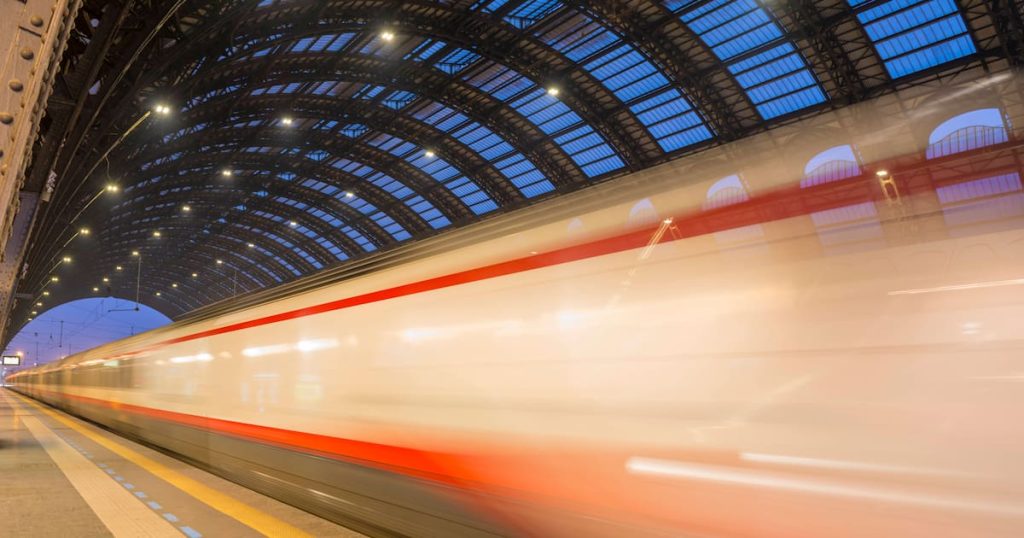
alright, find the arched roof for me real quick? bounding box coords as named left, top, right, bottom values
left=5, top=0, right=1020, bottom=336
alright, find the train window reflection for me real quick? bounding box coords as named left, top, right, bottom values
left=704, top=175, right=764, bottom=246
left=801, top=145, right=884, bottom=254
left=627, top=198, right=658, bottom=227
left=926, top=108, right=1008, bottom=159
left=928, top=107, right=1022, bottom=234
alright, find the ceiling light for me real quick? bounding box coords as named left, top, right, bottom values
left=216, top=259, right=223, bottom=265
left=62, top=256, right=71, bottom=263
left=380, top=31, right=395, bottom=42
left=221, top=169, right=233, bottom=177
left=182, top=205, right=191, bottom=212
left=115, top=265, right=123, bottom=271
left=191, top=272, right=198, bottom=278
left=36, top=302, right=42, bottom=307
left=344, top=191, right=354, bottom=198
left=247, top=242, right=255, bottom=248
left=50, top=276, right=59, bottom=282
left=424, top=150, right=435, bottom=158
left=42, top=291, right=50, bottom=296
left=289, top=221, right=297, bottom=227
left=152, top=230, right=162, bottom=237
left=546, top=86, right=560, bottom=97
left=92, top=287, right=99, bottom=292
left=281, top=116, right=294, bottom=126
left=172, top=283, right=178, bottom=288
left=132, top=250, right=140, bottom=256
left=105, top=184, right=119, bottom=193
left=153, top=104, right=171, bottom=116
left=31, top=311, right=37, bottom=315
left=663, top=218, right=673, bottom=224
left=876, top=170, right=889, bottom=177
left=155, top=292, right=161, bottom=297
left=102, top=277, right=109, bottom=282
left=79, top=227, right=90, bottom=235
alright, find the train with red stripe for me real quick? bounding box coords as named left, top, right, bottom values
left=8, top=78, right=1024, bottom=536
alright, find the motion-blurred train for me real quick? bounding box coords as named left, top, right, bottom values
left=8, top=76, right=1024, bottom=537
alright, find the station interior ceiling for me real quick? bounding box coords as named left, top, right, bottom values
left=5, top=0, right=1022, bottom=343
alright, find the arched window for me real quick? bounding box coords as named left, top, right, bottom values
left=801, top=145, right=884, bottom=253
left=927, top=108, right=1008, bottom=159
left=802, top=145, right=861, bottom=187
left=927, top=108, right=1022, bottom=235
left=704, top=175, right=749, bottom=210
left=704, top=175, right=764, bottom=245
left=627, top=198, right=659, bottom=227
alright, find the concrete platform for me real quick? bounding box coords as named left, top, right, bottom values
left=0, top=388, right=366, bottom=537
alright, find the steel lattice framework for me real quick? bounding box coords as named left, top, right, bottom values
left=5, top=0, right=1023, bottom=336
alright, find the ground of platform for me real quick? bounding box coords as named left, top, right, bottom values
left=0, top=388, right=365, bottom=537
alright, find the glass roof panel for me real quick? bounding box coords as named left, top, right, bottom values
left=219, top=237, right=289, bottom=282
left=406, top=39, right=447, bottom=61
left=673, top=0, right=826, bottom=119
left=367, top=133, right=499, bottom=214
left=464, top=62, right=624, bottom=176
left=479, top=0, right=564, bottom=29
left=538, top=13, right=713, bottom=151
left=232, top=224, right=305, bottom=275
left=410, top=101, right=555, bottom=197
left=849, top=0, right=976, bottom=78
left=435, top=48, right=482, bottom=75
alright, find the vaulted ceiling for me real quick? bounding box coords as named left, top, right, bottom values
left=8, top=0, right=1023, bottom=334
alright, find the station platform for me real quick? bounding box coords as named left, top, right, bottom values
left=0, top=388, right=365, bottom=537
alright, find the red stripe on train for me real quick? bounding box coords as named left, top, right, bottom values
left=32, top=388, right=740, bottom=532
left=117, top=146, right=1022, bottom=358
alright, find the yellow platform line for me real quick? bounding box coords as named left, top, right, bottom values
left=19, top=414, right=182, bottom=538
left=9, top=391, right=313, bottom=538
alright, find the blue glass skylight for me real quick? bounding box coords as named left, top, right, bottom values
left=464, top=62, right=624, bottom=177
left=538, top=13, right=712, bottom=151
left=411, top=101, right=555, bottom=197
left=849, top=0, right=976, bottom=78
left=237, top=243, right=290, bottom=279
left=337, top=194, right=412, bottom=241
left=340, top=123, right=368, bottom=137
left=218, top=238, right=285, bottom=282
left=249, top=212, right=324, bottom=269
left=290, top=33, right=355, bottom=53
left=366, top=133, right=499, bottom=214
left=406, top=39, right=447, bottom=62
left=673, top=0, right=826, bottom=119
left=231, top=224, right=303, bottom=276
left=383, top=90, right=417, bottom=110
left=279, top=184, right=378, bottom=253
left=215, top=259, right=260, bottom=287
left=435, top=48, right=481, bottom=75
left=478, top=0, right=563, bottom=29
left=250, top=82, right=302, bottom=95
left=327, top=158, right=452, bottom=229
left=270, top=197, right=351, bottom=259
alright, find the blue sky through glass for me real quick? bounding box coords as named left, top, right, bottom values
left=3, top=298, right=171, bottom=369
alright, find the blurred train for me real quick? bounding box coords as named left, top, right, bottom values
left=7, top=76, right=1024, bottom=537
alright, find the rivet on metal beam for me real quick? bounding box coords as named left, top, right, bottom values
left=20, top=49, right=35, bottom=60
left=0, top=113, right=13, bottom=125
left=9, top=80, right=24, bottom=92
left=30, top=16, right=44, bottom=27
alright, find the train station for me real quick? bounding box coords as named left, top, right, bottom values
left=1, top=0, right=1023, bottom=536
